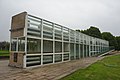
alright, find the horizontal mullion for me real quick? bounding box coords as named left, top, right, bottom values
left=26, top=54, right=41, bottom=56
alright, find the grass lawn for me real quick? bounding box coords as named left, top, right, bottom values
left=60, top=54, right=120, bottom=80
left=0, top=50, right=9, bottom=56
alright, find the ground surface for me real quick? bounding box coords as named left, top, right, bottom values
left=0, top=51, right=119, bottom=80
left=61, top=52, right=120, bottom=80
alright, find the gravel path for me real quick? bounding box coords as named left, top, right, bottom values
left=0, top=51, right=119, bottom=80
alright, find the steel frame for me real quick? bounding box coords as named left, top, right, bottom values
left=10, top=13, right=109, bottom=68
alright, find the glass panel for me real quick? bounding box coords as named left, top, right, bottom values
left=64, top=43, right=69, bottom=52
left=55, top=24, right=62, bottom=40
left=28, top=19, right=41, bottom=25
left=27, top=38, right=41, bottom=53
left=55, top=54, right=62, bottom=62
left=87, top=45, right=89, bottom=57
left=80, top=44, right=83, bottom=58
left=26, top=55, right=41, bottom=67
left=70, top=43, right=74, bottom=60
left=64, top=54, right=69, bottom=61
left=55, top=41, right=62, bottom=53
left=18, top=37, right=25, bottom=51
left=43, top=40, right=53, bottom=53
left=43, top=55, right=53, bottom=64
left=29, top=23, right=39, bottom=29
left=76, top=44, right=79, bottom=59
left=43, top=26, right=53, bottom=39
left=11, top=38, right=17, bottom=51
left=84, top=45, right=86, bottom=57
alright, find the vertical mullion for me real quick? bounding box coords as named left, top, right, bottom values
left=100, top=41, right=101, bottom=53
left=69, top=29, right=70, bottom=60
left=89, top=37, right=91, bottom=57
left=16, top=38, right=18, bottom=52
left=79, top=33, right=80, bottom=59
left=86, top=36, right=87, bottom=57
left=41, top=19, right=43, bottom=65
left=74, top=32, right=76, bottom=59
left=95, top=39, right=96, bottom=55
left=53, top=23, right=55, bottom=63
left=98, top=41, right=100, bottom=54
left=62, top=26, right=64, bottom=62
left=92, top=38, right=94, bottom=56
left=82, top=34, right=84, bottom=58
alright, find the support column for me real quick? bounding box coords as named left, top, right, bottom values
left=16, top=38, right=18, bottom=52
left=74, top=32, right=76, bottom=59
left=62, top=27, right=64, bottom=62
left=79, top=34, right=80, bottom=59
left=53, top=23, right=55, bottom=63
left=69, top=29, right=71, bottom=61
left=41, top=19, right=43, bottom=65
left=85, top=35, right=87, bottom=57
left=92, top=38, right=94, bottom=56
left=89, top=37, right=91, bottom=57
left=82, top=34, right=84, bottom=58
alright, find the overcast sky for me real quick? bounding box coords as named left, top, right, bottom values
left=0, top=0, right=120, bottom=41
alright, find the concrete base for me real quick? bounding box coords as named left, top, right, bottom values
left=9, top=52, right=25, bottom=68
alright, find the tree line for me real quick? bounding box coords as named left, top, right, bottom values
left=0, top=41, right=9, bottom=51
left=76, top=26, right=120, bottom=50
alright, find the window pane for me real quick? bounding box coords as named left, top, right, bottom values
left=18, top=37, right=25, bottom=51
left=27, top=38, right=41, bottom=53
left=11, top=38, right=17, bottom=51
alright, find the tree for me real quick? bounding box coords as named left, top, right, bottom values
left=76, top=26, right=102, bottom=39
left=0, top=41, right=10, bottom=50
left=115, top=36, right=120, bottom=50
left=87, top=26, right=102, bottom=38
left=102, top=32, right=117, bottom=50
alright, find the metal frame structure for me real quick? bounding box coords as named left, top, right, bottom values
left=10, top=12, right=109, bottom=68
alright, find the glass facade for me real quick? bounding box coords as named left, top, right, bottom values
left=10, top=12, right=109, bottom=68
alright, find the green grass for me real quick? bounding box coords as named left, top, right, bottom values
left=60, top=54, right=120, bottom=80
left=0, top=50, right=9, bottom=56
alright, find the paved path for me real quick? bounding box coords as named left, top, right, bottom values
left=0, top=51, right=119, bottom=80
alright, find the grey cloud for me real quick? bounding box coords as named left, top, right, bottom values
left=0, top=0, right=120, bottom=41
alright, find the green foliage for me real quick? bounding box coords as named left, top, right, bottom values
left=102, top=32, right=117, bottom=47
left=101, top=32, right=119, bottom=50
left=115, top=36, right=120, bottom=50
left=76, top=29, right=80, bottom=32
left=87, top=26, right=102, bottom=39
left=60, top=54, right=120, bottom=80
left=77, top=26, right=102, bottom=39
left=0, top=41, right=9, bottom=50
